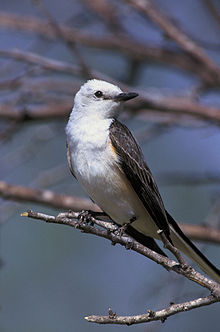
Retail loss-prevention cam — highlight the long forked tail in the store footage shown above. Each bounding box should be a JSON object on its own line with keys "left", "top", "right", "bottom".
{"left": 166, "top": 211, "right": 220, "bottom": 284}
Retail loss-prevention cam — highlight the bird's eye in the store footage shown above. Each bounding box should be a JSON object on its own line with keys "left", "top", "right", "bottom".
{"left": 94, "top": 90, "right": 103, "bottom": 98}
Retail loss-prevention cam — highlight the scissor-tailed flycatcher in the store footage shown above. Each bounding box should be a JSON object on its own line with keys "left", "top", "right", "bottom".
{"left": 66, "top": 79, "right": 220, "bottom": 283}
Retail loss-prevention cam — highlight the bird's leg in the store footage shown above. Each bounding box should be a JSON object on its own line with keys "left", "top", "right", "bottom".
{"left": 115, "top": 216, "right": 137, "bottom": 236}
{"left": 77, "top": 210, "right": 109, "bottom": 225}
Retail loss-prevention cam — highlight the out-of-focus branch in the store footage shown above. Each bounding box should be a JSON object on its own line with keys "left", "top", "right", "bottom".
{"left": 0, "top": 49, "right": 82, "bottom": 76}
{"left": 125, "top": 0, "right": 220, "bottom": 85}
{"left": 0, "top": 100, "right": 73, "bottom": 120}
{"left": 82, "top": 0, "right": 123, "bottom": 33}
{"left": 203, "top": 0, "right": 220, "bottom": 28}
{"left": 0, "top": 180, "right": 219, "bottom": 244}
{"left": 0, "top": 11, "right": 215, "bottom": 82}
{"left": 180, "top": 223, "right": 220, "bottom": 244}
{"left": 1, "top": 49, "right": 220, "bottom": 125}
{"left": 0, "top": 181, "right": 100, "bottom": 211}
{"left": 135, "top": 96, "right": 220, "bottom": 124}
{"left": 34, "top": 0, "right": 92, "bottom": 78}
{"left": 160, "top": 171, "right": 220, "bottom": 186}
{"left": 20, "top": 209, "right": 220, "bottom": 325}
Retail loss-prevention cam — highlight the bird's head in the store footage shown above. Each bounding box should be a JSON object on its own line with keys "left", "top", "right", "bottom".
{"left": 73, "top": 79, "right": 138, "bottom": 119}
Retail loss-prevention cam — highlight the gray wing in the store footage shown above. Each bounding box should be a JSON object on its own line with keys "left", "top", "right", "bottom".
{"left": 110, "top": 119, "right": 170, "bottom": 240}
{"left": 66, "top": 142, "right": 76, "bottom": 178}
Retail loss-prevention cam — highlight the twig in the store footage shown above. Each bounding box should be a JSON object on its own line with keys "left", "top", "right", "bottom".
{"left": 180, "top": 223, "right": 220, "bottom": 245}
{"left": 21, "top": 210, "right": 220, "bottom": 292}
{"left": 0, "top": 181, "right": 100, "bottom": 211}
{"left": 20, "top": 209, "right": 220, "bottom": 325}
{"left": 33, "top": 0, "right": 92, "bottom": 78}
{"left": 85, "top": 295, "right": 217, "bottom": 324}
{"left": 158, "top": 229, "right": 188, "bottom": 267}
{"left": 0, "top": 180, "right": 219, "bottom": 243}
{"left": 1, "top": 50, "right": 220, "bottom": 125}
{"left": 125, "top": 0, "right": 220, "bottom": 85}
{"left": 0, "top": 11, "right": 216, "bottom": 82}
{"left": 160, "top": 171, "right": 220, "bottom": 186}
{"left": 82, "top": 0, "right": 123, "bottom": 34}
{"left": 203, "top": 0, "right": 220, "bottom": 28}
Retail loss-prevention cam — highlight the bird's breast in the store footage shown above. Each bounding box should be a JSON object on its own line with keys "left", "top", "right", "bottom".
{"left": 67, "top": 119, "right": 159, "bottom": 237}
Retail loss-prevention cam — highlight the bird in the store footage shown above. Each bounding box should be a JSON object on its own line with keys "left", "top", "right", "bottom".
{"left": 66, "top": 79, "right": 220, "bottom": 283}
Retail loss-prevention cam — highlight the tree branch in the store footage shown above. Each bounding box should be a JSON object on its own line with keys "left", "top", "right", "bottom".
{"left": 20, "top": 209, "right": 220, "bottom": 325}
{"left": 33, "top": 0, "right": 92, "bottom": 78}
{"left": 1, "top": 180, "right": 220, "bottom": 243}
{"left": 0, "top": 11, "right": 216, "bottom": 82}
{"left": 125, "top": 0, "right": 220, "bottom": 85}
{"left": 203, "top": 0, "right": 220, "bottom": 28}
{"left": 1, "top": 49, "right": 220, "bottom": 125}
{"left": 85, "top": 295, "right": 217, "bottom": 325}
{"left": 0, "top": 181, "right": 100, "bottom": 211}
{"left": 180, "top": 223, "right": 220, "bottom": 244}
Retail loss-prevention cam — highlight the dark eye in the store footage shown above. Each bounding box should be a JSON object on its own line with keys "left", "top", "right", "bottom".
{"left": 94, "top": 90, "right": 103, "bottom": 98}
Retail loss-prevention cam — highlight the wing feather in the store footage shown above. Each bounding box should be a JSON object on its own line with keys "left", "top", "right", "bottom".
{"left": 110, "top": 119, "right": 170, "bottom": 239}
{"left": 66, "top": 142, "right": 76, "bottom": 178}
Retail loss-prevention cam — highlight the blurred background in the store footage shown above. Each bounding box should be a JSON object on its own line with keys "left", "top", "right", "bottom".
{"left": 0, "top": 0, "right": 220, "bottom": 331}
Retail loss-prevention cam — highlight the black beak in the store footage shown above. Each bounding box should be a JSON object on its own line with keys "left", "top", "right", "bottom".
{"left": 114, "top": 92, "right": 138, "bottom": 102}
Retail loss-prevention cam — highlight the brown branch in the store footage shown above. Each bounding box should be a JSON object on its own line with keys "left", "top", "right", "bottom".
{"left": 1, "top": 49, "right": 220, "bottom": 125}
{"left": 203, "top": 0, "right": 220, "bottom": 28}
{"left": 0, "top": 181, "right": 100, "bottom": 211}
{"left": 34, "top": 0, "right": 92, "bottom": 78}
{"left": 22, "top": 210, "right": 220, "bottom": 292}
{"left": 82, "top": 0, "right": 123, "bottom": 33}
{"left": 0, "top": 11, "right": 215, "bottom": 82}
{"left": 0, "top": 49, "right": 81, "bottom": 76}
{"left": 85, "top": 295, "right": 217, "bottom": 324}
{"left": 0, "top": 180, "right": 219, "bottom": 244}
{"left": 158, "top": 229, "right": 188, "bottom": 267}
{"left": 180, "top": 224, "right": 220, "bottom": 245}
{"left": 135, "top": 96, "right": 220, "bottom": 125}
{"left": 20, "top": 210, "right": 220, "bottom": 325}
{"left": 160, "top": 171, "right": 220, "bottom": 186}
{"left": 125, "top": 0, "right": 220, "bottom": 85}
{"left": 0, "top": 100, "right": 73, "bottom": 121}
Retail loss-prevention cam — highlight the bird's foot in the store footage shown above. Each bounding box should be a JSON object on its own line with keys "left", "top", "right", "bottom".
{"left": 77, "top": 210, "right": 108, "bottom": 225}
{"left": 77, "top": 210, "right": 95, "bottom": 224}
{"left": 114, "top": 224, "right": 128, "bottom": 236}
{"left": 114, "top": 216, "right": 137, "bottom": 236}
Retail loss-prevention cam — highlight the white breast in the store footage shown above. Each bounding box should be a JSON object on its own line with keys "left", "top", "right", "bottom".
{"left": 66, "top": 115, "right": 159, "bottom": 238}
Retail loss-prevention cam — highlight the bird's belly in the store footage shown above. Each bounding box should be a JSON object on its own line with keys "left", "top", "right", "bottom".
{"left": 73, "top": 148, "right": 159, "bottom": 238}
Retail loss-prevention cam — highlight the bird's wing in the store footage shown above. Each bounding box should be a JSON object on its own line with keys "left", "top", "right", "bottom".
{"left": 66, "top": 142, "right": 76, "bottom": 178}
{"left": 109, "top": 119, "right": 170, "bottom": 239}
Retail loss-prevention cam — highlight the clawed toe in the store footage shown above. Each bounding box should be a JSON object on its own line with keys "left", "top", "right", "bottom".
{"left": 114, "top": 224, "right": 128, "bottom": 236}
{"left": 78, "top": 210, "right": 94, "bottom": 223}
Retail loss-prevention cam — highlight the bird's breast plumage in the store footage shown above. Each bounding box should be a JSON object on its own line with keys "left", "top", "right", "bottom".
{"left": 66, "top": 116, "right": 157, "bottom": 235}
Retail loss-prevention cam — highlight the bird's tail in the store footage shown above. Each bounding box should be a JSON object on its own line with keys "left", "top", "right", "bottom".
{"left": 166, "top": 211, "right": 220, "bottom": 284}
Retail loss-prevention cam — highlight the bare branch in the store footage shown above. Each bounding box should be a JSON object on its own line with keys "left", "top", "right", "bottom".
{"left": 0, "top": 100, "right": 72, "bottom": 121}
{"left": 85, "top": 295, "right": 217, "bottom": 325}
{"left": 82, "top": 0, "right": 123, "bottom": 33}
{"left": 0, "top": 11, "right": 216, "bottom": 82}
{"left": 1, "top": 49, "right": 220, "bottom": 126}
{"left": 180, "top": 223, "right": 220, "bottom": 245}
{"left": 33, "top": 0, "right": 92, "bottom": 78}
{"left": 125, "top": 0, "right": 220, "bottom": 85}
{"left": 0, "top": 49, "right": 82, "bottom": 76}
{"left": 20, "top": 209, "right": 220, "bottom": 325}
{"left": 22, "top": 210, "right": 220, "bottom": 293}
{"left": 160, "top": 171, "right": 220, "bottom": 185}
{"left": 0, "top": 180, "right": 219, "bottom": 243}
{"left": 0, "top": 181, "right": 100, "bottom": 211}
{"left": 203, "top": 0, "right": 220, "bottom": 28}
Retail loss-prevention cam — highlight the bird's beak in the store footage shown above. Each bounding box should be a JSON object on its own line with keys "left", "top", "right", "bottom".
{"left": 114, "top": 92, "right": 138, "bottom": 102}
